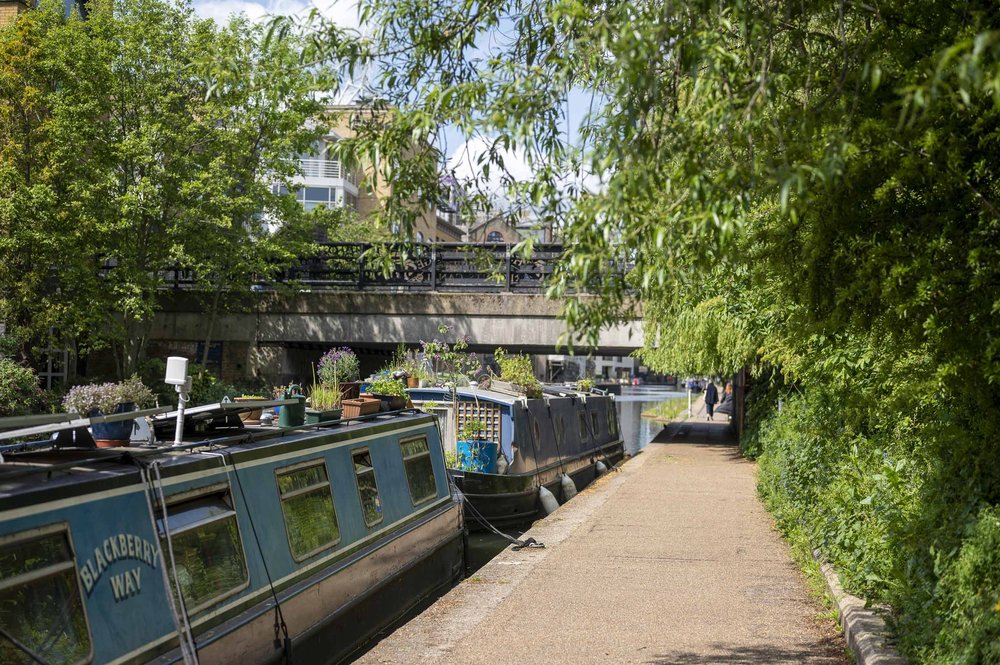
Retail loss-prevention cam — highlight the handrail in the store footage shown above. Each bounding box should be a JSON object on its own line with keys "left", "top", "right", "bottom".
{"left": 104, "top": 242, "right": 629, "bottom": 293}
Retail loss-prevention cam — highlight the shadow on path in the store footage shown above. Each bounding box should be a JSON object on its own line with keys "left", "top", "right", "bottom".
{"left": 647, "top": 638, "right": 846, "bottom": 664}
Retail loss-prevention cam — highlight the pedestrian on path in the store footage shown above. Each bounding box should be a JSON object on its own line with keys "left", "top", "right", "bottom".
{"left": 705, "top": 380, "right": 719, "bottom": 420}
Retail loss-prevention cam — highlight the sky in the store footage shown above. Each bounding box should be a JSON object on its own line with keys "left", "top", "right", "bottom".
{"left": 191, "top": 0, "right": 603, "bottom": 198}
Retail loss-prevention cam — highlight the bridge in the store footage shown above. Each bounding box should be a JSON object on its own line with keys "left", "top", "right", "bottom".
{"left": 150, "top": 243, "right": 643, "bottom": 381}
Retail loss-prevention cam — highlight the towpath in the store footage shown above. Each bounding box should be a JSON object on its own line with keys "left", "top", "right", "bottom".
{"left": 360, "top": 410, "right": 848, "bottom": 664}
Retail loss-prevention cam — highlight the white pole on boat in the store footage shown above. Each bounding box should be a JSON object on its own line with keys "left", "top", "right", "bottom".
{"left": 165, "top": 357, "right": 191, "bottom": 447}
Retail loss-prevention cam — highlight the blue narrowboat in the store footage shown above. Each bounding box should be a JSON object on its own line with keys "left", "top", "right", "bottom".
{"left": 407, "top": 387, "right": 625, "bottom": 528}
{"left": 0, "top": 403, "right": 463, "bottom": 664}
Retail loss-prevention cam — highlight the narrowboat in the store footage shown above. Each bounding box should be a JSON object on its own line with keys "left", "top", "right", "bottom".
{"left": 0, "top": 401, "right": 464, "bottom": 665}
{"left": 407, "top": 386, "right": 625, "bottom": 529}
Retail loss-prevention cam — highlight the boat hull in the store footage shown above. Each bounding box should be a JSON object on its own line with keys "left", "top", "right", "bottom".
{"left": 455, "top": 440, "right": 625, "bottom": 529}
{"left": 162, "top": 497, "right": 464, "bottom": 665}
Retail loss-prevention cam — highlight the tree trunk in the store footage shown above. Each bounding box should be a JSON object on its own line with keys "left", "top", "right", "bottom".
{"left": 200, "top": 280, "right": 224, "bottom": 368}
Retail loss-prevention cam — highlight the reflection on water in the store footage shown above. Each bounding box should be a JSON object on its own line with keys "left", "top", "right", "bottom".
{"left": 616, "top": 385, "right": 688, "bottom": 454}
{"left": 463, "top": 385, "right": 686, "bottom": 575}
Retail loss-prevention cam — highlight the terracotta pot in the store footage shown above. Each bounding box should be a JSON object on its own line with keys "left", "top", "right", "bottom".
{"left": 94, "top": 438, "right": 129, "bottom": 448}
{"left": 341, "top": 397, "right": 381, "bottom": 418}
{"left": 406, "top": 376, "right": 419, "bottom": 389}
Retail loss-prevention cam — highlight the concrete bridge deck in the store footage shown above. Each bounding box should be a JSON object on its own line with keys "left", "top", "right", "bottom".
{"left": 359, "top": 413, "right": 848, "bottom": 664}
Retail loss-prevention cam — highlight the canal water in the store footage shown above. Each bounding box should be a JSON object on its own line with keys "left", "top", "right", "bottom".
{"left": 465, "top": 385, "right": 686, "bottom": 573}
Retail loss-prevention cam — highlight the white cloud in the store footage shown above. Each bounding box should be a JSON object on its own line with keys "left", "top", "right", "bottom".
{"left": 446, "top": 135, "right": 533, "bottom": 195}
{"left": 192, "top": 0, "right": 361, "bottom": 29}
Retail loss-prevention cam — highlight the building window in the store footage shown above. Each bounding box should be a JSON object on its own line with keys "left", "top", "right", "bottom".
{"left": 157, "top": 487, "right": 248, "bottom": 613}
{"left": 399, "top": 436, "right": 436, "bottom": 505}
{"left": 38, "top": 347, "right": 68, "bottom": 390}
{"left": 415, "top": 232, "right": 424, "bottom": 243}
{"left": 276, "top": 460, "right": 340, "bottom": 561}
{"left": 352, "top": 449, "right": 383, "bottom": 527}
{"left": 486, "top": 231, "right": 504, "bottom": 243}
{"left": 0, "top": 526, "right": 92, "bottom": 665}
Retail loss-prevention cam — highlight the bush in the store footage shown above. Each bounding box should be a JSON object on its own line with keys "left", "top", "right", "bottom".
{"left": 0, "top": 359, "right": 43, "bottom": 416}
{"left": 752, "top": 374, "right": 1000, "bottom": 663}
{"left": 923, "top": 505, "right": 1000, "bottom": 664}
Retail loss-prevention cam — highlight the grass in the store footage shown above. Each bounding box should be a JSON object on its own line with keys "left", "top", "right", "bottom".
{"left": 641, "top": 395, "right": 690, "bottom": 422}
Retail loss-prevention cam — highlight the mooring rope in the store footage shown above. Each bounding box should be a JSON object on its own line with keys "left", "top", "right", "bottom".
{"left": 456, "top": 488, "right": 544, "bottom": 550}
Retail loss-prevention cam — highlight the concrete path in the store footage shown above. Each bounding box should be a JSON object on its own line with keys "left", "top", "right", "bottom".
{"left": 360, "top": 414, "right": 848, "bottom": 664}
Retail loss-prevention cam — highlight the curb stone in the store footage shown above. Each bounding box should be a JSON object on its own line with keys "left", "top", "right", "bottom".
{"left": 814, "top": 550, "right": 908, "bottom": 665}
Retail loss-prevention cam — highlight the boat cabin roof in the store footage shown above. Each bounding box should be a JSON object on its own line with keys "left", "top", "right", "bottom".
{"left": 0, "top": 407, "right": 435, "bottom": 510}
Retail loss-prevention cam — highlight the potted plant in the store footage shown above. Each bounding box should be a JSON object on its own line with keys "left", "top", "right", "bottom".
{"left": 456, "top": 419, "right": 497, "bottom": 473}
{"left": 576, "top": 377, "right": 594, "bottom": 392}
{"left": 491, "top": 348, "right": 543, "bottom": 398}
{"left": 233, "top": 393, "right": 267, "bottom": 423}
{"left": 63, "top": 376, "right": 154, "bottom": 448}
{"left": 366, "top": 372, "right": 407, "bottom": 411}
{"left": 306, "top": 383, "right": 343, "bottom": 425}
{"left": 318, "top": 347, "right": 361, "bottom": 399}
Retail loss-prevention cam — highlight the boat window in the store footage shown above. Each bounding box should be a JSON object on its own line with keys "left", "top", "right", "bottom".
{"left": 157, "top": 489, "right": 248, "bottom": 613}
{"left": 591, "top": 411, "right": 600, "bottom": 437}
{"left": 352, "top": 449, "right": 383, "bottom": 527}
{"left": 532, "top": 418, "right": 541, "bottom": 449}
{"left": 553, "top": 416, "right": 565, "bottom": 445}
{"left": 400, "top": 436, "right": 436, "bottom": 505}
{"left": 608, "top": 405, "right": 618, "bottom": 437}
{"left": 276, "top": 460, "right": 340, "bottom": 561}
{"left": 578, "top": 412, "right": 590, "bottom": 440}
{"left": 0, "top": 526, "right": 92, "bottom": 665}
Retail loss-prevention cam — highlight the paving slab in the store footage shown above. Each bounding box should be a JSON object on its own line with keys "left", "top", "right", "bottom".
{"left": 360, "top": 411, "right": 848, "bottom": 665}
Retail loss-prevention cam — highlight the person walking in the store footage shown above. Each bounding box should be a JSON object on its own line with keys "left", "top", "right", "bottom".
{"left": 705, "top": 380, "right": 719, "bottom": 420}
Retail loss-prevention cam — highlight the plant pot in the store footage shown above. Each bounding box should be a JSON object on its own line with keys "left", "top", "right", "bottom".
{"left": 406, "top": 376, "right": 419, "bottom": 389}
{"left": 418, "top": 379, "right": 430, "bottom": 388}
{"left": 341, "top": 397, "right": 381, "bottom": 419}
{"left": 371, "top": 393, "right": 407, "bottom": 412}
{"left": 338, "top": 382, "right": 361, "bottom": 401}
{"left": 305, "top": 407, "right": 342, "bottom": 426}
{"left": 456, "top": 439, "right": 498, "bottom": 473}
{"left": 234, "top": 397, "right": 265, "bottom": 423}
{"left": 90, "top": 403, "right": 136, "bottom": 447}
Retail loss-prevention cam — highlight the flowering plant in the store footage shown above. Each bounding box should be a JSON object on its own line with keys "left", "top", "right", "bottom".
{"left": 318, "top": 347, "right": 359, "bottom": 384}
{"left": 420, "top": 324, "right": 481, "bottom": 385}
{"left": 63, "top": 376, "right": 154, "bottom": 414}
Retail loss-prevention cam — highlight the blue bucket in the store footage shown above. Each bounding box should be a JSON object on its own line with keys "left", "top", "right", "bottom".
{"left": 457, "top": 439, "right": 498, "bottom": 473}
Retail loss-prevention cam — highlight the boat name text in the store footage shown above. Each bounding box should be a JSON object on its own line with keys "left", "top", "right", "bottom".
{"left": 79, "top": 533, "right": 159, "bottom": 599}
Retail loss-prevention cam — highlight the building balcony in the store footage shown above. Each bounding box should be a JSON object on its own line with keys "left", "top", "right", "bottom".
{"left": 299, "top": 158, "right": 358, "bottom": 186}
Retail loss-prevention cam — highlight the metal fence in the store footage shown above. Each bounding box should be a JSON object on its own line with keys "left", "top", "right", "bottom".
{"left": 283, "top": 242, "right": 566, "bottom": 292}
{"left": 153, "top": 242, "right": 626, "bottom": 293}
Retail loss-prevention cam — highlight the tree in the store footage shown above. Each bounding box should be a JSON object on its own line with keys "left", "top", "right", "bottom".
{"left": 282, "top": 0, "right": 1000, "bottom": 659}
{"left": 0, "top": 0, "right": 331, "bottom": 377}
{"left": 0, "top": 2, "right": 108, "bottom": 364}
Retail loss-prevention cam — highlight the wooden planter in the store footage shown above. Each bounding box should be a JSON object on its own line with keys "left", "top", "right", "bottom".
{"left": 341, "top": 397, "right": 381, "bottom": 419}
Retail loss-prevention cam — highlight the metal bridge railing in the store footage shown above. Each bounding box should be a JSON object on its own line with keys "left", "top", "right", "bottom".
{"left": 139, "top": 242, "right": 627, "bottom": 293}
{"left": 283, "top": 242, "right": 565, "bottom": 292}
